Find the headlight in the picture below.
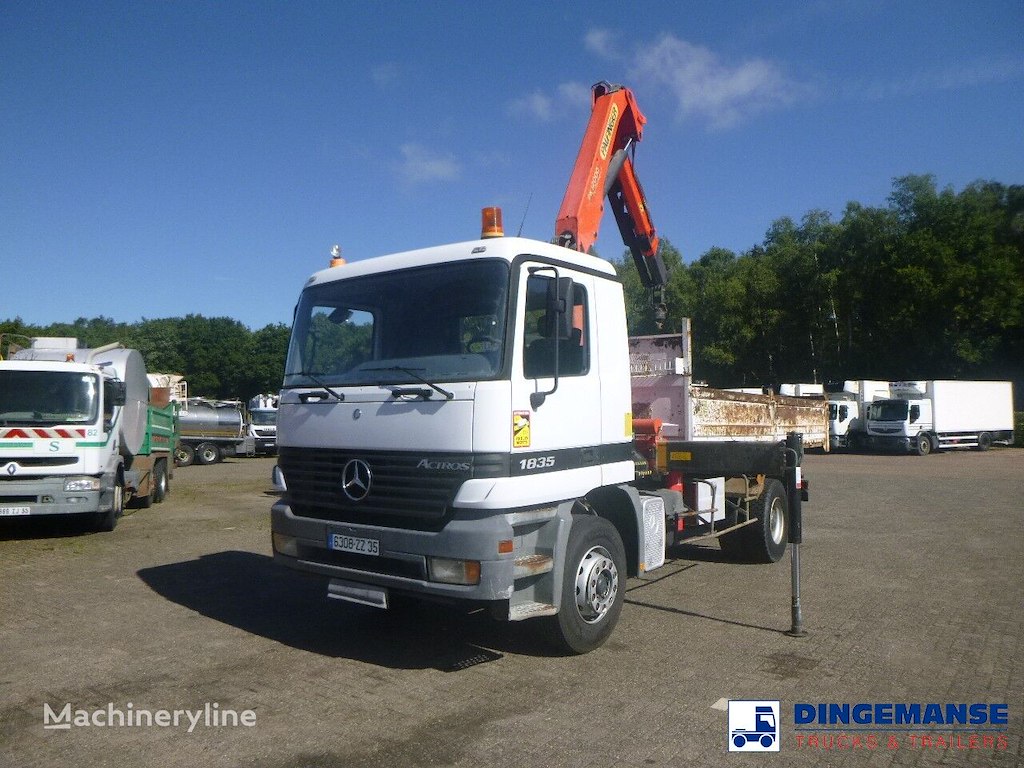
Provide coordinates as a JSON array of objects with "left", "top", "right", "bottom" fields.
[
  {"left": 271, "top": 465, "right": 287, "bottom": 491},
  {"left": 64, "top": 477, "right": 101, "bottom": 492},
  {"left": 272, "top": 532, "right": 298, "bottom": 557},
  {"left": 428, "top": 557, "right": 481, "bottom": 585}
]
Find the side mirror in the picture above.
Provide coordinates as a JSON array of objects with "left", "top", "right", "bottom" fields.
[
  {"left": 529, "top": 272, "right": 575, "bottom": 409},
  {"left": 909, "top": 404, "right": 920, "bottom": 423},
  {"left": 839, "top": 405, "right": 849, "bottom": 422},
  {"left": 110, "top": 381, "right": 127, "bottom": 407},
  {"left": 545, "top": 276, "right": 573, "bottom": 340}
]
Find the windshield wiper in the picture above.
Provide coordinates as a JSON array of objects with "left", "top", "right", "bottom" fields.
[
  {"left": 364, "top": 366, "right": 454, "bottom": 401},
  {"left": 296, "top": 371, "right": 344, "bottom": 402}
]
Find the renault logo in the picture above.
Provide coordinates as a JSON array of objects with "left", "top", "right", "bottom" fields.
[{"left": 341, "top": 459, "right": 372, "bottom": 502}]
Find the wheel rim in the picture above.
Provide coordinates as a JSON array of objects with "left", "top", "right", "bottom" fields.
[
  {"left": 768, "top": 497, "right": 785, "bottom": 545},
  {"left": 574, "top": 545, "right": 619, "bottom": 624}
]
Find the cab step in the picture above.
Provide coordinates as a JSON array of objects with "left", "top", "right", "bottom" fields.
[
  {"left": 513, "top": 554, "right": 554, "bottom": 579},
  {"left": 509, "top": 601, "right": 557, "bottom": 621}
]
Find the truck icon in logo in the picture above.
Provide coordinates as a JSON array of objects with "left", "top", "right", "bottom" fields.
[{"left": 728, "top": 701, "right": 779, "bottom": 752}]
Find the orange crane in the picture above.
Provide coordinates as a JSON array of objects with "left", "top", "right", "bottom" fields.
[{"left": 555, "top": 81, "right": 668, "bottom": 324}]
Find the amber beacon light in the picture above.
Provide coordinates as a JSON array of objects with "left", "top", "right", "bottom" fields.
[{"left": 480, "top": 207, "right": 504, "bottom": 238}]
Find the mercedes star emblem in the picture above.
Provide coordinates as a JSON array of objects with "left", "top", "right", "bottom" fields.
[{"left": 341, "top": 459, "right": 372, "bottom": 502}]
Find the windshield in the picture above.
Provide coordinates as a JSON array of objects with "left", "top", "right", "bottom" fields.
[
  {"left": 0, "top": 370, "right": 99, "bottom": 425},
  {"left": 285, "top": 259, "right": 510, "bottom": 387},
  {"left": 869, "top": 400, "right": 908, "bottom": 421},
  {"left": 250, "top": 410, "right": 277, "bottom": 426}
]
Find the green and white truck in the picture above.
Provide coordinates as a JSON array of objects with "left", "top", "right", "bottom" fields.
[{"left": 0, "top": 337, "right": 176, "bottom": 530}]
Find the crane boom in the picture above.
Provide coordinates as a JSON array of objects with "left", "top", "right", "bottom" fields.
[{"left": 555, "top": 81, "right": 668, "bottom": 290}]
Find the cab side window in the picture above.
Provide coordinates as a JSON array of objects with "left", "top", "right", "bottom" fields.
[{"left": 523, "top": 274, "right": 589, "bottom": 378}]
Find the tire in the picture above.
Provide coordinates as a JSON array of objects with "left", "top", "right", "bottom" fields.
[
  {"left": 914, "top": 433, "right": 932, "bottom": 456},
  {"left": 152, "top": 460, "right": 168, "bottom": 503},
  {"left": 95, "top": 476, "right": 124, "bottom": 532},
  {"left": 175, "top": 443, "right": 195, "bottom": 467},
  {"left": 720, "top": 479, "right": 788, "bottom": 563},
  {"left": 195, "top": 442, "right": 220, "bottom": 465},
  {"left": 547, "top": 515, "right": 626, "bottom": 654},
  {"left": 976, "top": 432, "right": 992, "bottom": 452},
  {"left": 134, "top": 484, "right": 153, "bottom": 509}
]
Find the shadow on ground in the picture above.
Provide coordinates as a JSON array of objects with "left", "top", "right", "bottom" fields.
[{"left": 137, "top": 550, "right": 559, "bottom": 670}]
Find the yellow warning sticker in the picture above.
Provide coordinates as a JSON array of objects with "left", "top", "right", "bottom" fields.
[{"left": 512, "top": 411, "right": 531, "bottom": 448}]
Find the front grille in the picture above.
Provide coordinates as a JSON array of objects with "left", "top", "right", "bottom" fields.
[
  {"left": 0, "top": 457, "right": 78, "bottom": 468},
  {"left": 279, "top": 447, "right": 507, "bottom": 531}
]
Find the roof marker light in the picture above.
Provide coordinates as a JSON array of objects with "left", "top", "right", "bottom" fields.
[
  {"left": 481, "top": 207, "right": 504, "bottom": 239},
  {"left": 330, "top": 244, "right": 346, "bottom": 268}
]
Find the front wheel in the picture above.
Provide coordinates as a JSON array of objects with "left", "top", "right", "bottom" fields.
[
  {"left": 175, "top": 444, "right": 195, "bottom": 467},
  {"left": 546, "top": 515, "right": 626, "bottom": 654},
  {"left": 914, "top": 433, "right": 932, "bottom": 456},
  {"left": 95, "top": 476, "right": 124, "bottom": 532}
]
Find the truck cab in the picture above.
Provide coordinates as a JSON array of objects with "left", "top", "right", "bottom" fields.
[{"left": 867, "top": 396, "right": 933, "bottom": 453}]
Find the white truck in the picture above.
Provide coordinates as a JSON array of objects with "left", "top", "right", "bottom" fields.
[
  {"left": 866, "top": 380, "right": 1014, "bottom": 455},
  {"left": 247, "top": 394, "right": 278, "bottom": 455},
  {"left": 0, "top": 337, "right": 175, "bottom": 530},
  {"left": 826, "top": 379, "right": 891, "bottom": 451},
  {"left": 269, "top": 82, "right": 809, "bottom": 653}
]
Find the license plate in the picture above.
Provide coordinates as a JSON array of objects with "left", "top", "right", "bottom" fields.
[
  {"left": 0, "top": 506, "right": 31, "bottom": 516},
  {"left": 328, "top": 533, "right": 380, "bottom": 556}
]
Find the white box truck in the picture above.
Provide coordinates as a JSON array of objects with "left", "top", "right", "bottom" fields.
[
  {"left": 827, "top": 379, "right": 891, "bottom": 451},
  {"left": 865, "top": 380, "right": 1014, "bottom": 455}
]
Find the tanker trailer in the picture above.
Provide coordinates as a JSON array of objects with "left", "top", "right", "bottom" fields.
[{"left": 174, "top": 397, "right": 246, "bottom": 466}]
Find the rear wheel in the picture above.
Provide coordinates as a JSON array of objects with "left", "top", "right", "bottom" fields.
[
  {"left": 152, "top": 460, "right": 169, "bottom": 503},
  {"left": 719, "top": 479, "right": 788, "bottom": 563},
  {"left": 195, "top": 442, "right": 220, "bottom": 465},
  {"left": 976, "top": 432, "right": 992, "bottom": 451},
  {"left": 547, "top": 515, "right": 626, "bottom": 654}
]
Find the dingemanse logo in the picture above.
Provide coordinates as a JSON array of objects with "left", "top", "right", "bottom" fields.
[{"left": 729, "top": 700, "right": 780, "bottom": 752}]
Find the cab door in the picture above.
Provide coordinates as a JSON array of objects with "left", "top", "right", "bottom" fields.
[{"left": 509, "top": 262, "right": 604, "bottom": 499}]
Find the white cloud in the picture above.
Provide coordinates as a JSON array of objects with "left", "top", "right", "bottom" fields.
[
  {"left": 556, "top": 81, "right": 592, "bottom": 112},
  {"left": 371, "top": 62, "right": 400, "bottom": 88},
  {"left": 631, "top": 33, "right": 807, "bottom": 129},
  {"left": 508, "top": 90, "right": 555, "bottom": 121},
  {"left": 395, "top": 143, "right": 460, "bottom": 187},
  {"left": 508, "top": 81, "right": 592, "bottom": 122},
  {"left": 584, "top": 29, "right": 621, "bottom": 60},
  {"left": 853, "top": 55, "right": 1024, "bottom": 101}
]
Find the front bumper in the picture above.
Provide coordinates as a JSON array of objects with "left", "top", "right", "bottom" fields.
[
  {"left": 270, "top": 500, "right": 517, "bottom": 602},
  {"left": 0, "top": 476, "right": 105, "bottom": 517},
  {"left": 867, "top": 435, "right": 912, "bottom": 452}
]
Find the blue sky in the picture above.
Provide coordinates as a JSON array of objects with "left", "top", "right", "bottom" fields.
[{"left": 3, "top": 1, "right": 1022, "bottom": 330}]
